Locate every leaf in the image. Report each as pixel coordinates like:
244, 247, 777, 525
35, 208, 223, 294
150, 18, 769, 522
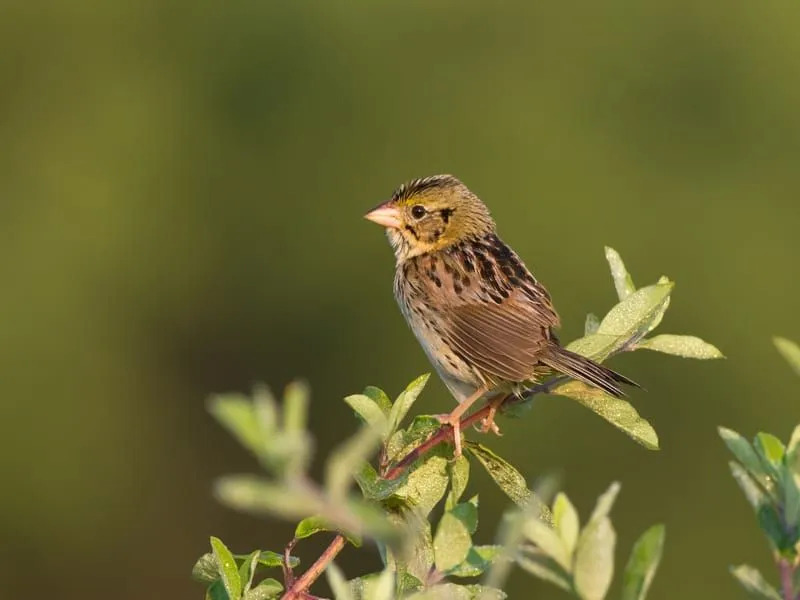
363, 385, 393, 415
605, 246, 636, 300
386, 415, 442, 462
465, 443, 531, 506
238, 550, 260, 594
585, 313, 600, 335
774, 337, 800, 376
621, 524, 665, 600
718, 427, 768, 479
522, 519, 570, 571
282, 381, 310, 433
391, 450, 450, 516
192, 553, 219, 584
637, 334, 724, 359
344, 394, 389, 438
388, 374, 431, 434
552, 492, 580, 558
597, 282, 673, 339
448, 545, 502, 578
354, 463, 408, 501
326, 426, 382, 500
729, 565, 782, 600
215, 476, 320, 520
243, 578, 283, 600
434, 512, 473, 572
782, 463, 800, 525
206, 580, 230, 600
450, 497, 479, 534
728, 462, 769, 513
406, 583, 505, 600
446, 455, 471, 510
208, 394, 263, 458
295, 516, 362, 547
754, 433, 785, 476
552, 381, 659, 450
516, 548, 571, 591
386, 507, 435, 583
210, 536, 242, 600
588, 482, 621, 524
327, 563, 355, 600
573, 517, 616, 600
233, 551, 297, 569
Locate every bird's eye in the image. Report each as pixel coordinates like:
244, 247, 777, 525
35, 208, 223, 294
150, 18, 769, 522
410, 205, 426, 219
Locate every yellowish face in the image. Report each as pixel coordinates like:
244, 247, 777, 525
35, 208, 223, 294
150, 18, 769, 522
365, 175, 495, 261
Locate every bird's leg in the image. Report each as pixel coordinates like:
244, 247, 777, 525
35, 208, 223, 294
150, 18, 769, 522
479, 393, 509, 435
435, 387, 488, 458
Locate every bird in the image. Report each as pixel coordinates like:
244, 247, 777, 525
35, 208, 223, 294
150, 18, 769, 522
364, 174, 637, 457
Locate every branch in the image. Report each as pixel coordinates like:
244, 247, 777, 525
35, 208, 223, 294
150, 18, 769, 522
383, 377, 566, 480
282, 535, 347, 600
778, 557, 795, 600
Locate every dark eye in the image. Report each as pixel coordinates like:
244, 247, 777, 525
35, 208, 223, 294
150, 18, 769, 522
410, 205, 426, 219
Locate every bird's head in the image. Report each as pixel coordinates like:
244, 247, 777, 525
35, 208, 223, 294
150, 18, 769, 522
365, 174, 495, 262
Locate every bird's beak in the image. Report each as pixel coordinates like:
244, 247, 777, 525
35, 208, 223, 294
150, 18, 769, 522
364, 201, 402, 229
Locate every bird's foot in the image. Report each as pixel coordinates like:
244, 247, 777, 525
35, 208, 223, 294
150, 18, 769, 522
477, 395, 507, 435
434, 413, 464, 458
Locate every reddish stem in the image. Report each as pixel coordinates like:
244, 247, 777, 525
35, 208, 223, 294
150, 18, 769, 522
778, 557, 795, 600
282, 535, 346, 600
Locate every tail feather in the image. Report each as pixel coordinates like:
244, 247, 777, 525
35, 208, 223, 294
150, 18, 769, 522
540, 345, 639, 398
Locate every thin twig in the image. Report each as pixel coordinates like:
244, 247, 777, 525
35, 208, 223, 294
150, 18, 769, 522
778, 557, 795, 600
282, 535, 347, 600
383, 377, 567, 480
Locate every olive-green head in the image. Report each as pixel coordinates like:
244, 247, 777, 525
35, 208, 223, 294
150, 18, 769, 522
365, 174, 495, 261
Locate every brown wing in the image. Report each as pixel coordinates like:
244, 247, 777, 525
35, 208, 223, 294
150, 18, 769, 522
431, 235, 561, 385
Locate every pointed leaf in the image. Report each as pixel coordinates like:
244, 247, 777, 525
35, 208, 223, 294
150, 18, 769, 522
552, 492, 580, 559
238, 550, 260, 594
208, 394, 263, 458
754, 433, 785, 475
243, 578, 283, 600
326, 427, 382, 500
465, 442, 531, 506
719, 427, 767, 479
621, 524, 665, 600
388, 374, 431, 434
516, 550, 572, 591
729, 565, 782, 600
597, 282, 673, 339
344, 394, 389, 438
233, 551, 298, 569
434, 511, 472, 572
390, 450, 450, 516
638, 335, 723, 359
326, 563, 355, 600
192, 553, 219, 584
522, 519, 570, 571
363, 385, 393, 415
729, 462, 769, 512
605, 246, 636, 300
354, 462, 408, 501
446, 455, 471, 510
774, 337, 800, 376
448, 545, 502, 578
574, 517, 616, 600
215, 476, 320, 520
553, 381, 659, 450
588, 482, 621, 524
210, 536, 242, 600
295, 516, 362, 547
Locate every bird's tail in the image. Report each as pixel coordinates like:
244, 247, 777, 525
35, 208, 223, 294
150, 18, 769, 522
540, 344, 639, 398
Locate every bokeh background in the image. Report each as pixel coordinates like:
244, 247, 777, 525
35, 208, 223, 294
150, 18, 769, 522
2, 1, 799, 598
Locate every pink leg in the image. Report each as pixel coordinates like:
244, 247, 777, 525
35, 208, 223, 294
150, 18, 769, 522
436, 387, 488, 458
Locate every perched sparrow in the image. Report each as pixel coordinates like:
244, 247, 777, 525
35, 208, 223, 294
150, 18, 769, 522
365, 175, 636, 457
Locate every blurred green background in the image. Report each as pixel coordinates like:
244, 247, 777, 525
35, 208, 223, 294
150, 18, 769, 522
2, 1, 799, 598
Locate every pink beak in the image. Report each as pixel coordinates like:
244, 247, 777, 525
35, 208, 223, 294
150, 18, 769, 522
364, 201, 402, 229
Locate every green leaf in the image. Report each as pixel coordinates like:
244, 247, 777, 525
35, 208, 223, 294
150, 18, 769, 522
406, 583, 505, 600
215, 476, 320, 520
516, 549, 572, 591
391, 450, 450, 516
588, 482, 621, 524
621, 524, 665, 600
598, 282, 673, 339
446, 455, 471, 511
354, 462, 408, 501
210, 536, 242, 600
344, 394, 389, 438
233, 550, 298, 569
206, 580, 230, 600
448, 545, 502, 578
295, 516, 362, 547
754, 433, 785, 476
388, 374, 431, 434
574, 517, 615, 600
283, 381, 309, 433
434, 512, 473, 572
552, 381, 659, 450
465, 442, 531, 506
585, 313, 600, 335
719, 427, 768, 479
782, 463, 800, 525
192, 553, 219, 584
637, 334, 723, 359
774, 337, 800, 376
729, 565, 782, 600
386, 507, 435, 582
238, 550, 260, 594
243, 578, 283, 600
363, 385, 393, 415
386, 415, 441, 462
552, 492, 580, 558
208, 394, 263, 458
450, 497, 479, 535
326, 426, 382, 500
327, 563, 355, 600
728, 461, 770, 513
605, 246, 636, 300
522, 519, 570, 571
